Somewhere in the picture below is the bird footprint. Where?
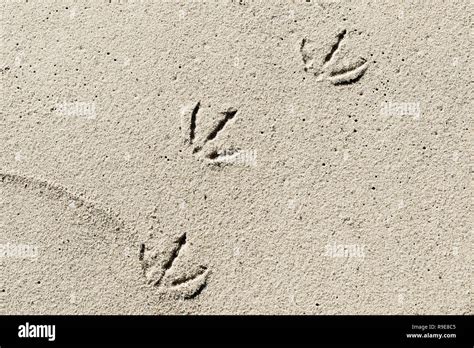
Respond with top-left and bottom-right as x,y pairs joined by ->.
301,28 -> 369,85
182,101 -> 247,165
139,232 -> 209,299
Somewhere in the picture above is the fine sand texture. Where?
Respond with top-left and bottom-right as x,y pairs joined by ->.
1,0 -> 472,314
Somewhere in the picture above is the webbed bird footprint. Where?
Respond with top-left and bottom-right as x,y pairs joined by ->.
301,28 -> 369,85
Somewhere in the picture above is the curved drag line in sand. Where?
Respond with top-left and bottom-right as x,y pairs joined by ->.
1,170 -> 208,299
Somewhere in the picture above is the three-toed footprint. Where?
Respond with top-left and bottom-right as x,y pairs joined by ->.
139,232 -> 209,299
300,28 -> 369,85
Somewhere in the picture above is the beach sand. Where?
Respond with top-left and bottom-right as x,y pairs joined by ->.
1,0 -> 472,314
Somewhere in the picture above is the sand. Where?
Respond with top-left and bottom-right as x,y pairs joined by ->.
0,0 -> 472,314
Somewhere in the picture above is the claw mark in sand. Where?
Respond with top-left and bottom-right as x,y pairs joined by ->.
170,265 -> 209,299
192,107 -> 238,154
300,38 -> 314,72
328,59 -> 368,85
189,101 -> 200,145
171,265 -> 207,286
323,29 -> 346,65
139,243 -> 145,261
157,232 -> 187,286
205,108 -> 238,143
